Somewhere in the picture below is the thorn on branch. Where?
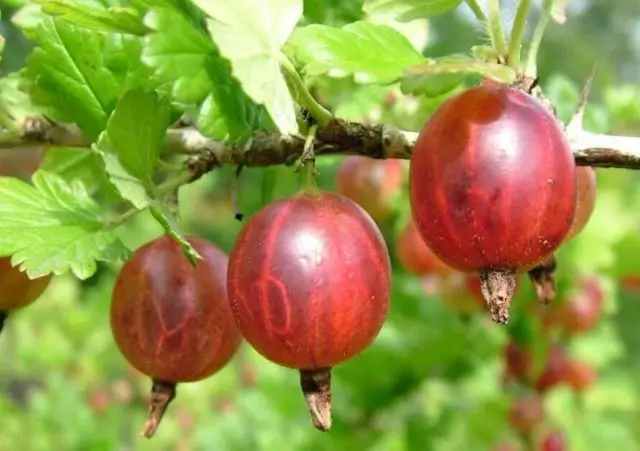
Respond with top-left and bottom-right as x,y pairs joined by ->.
566,66 -> 596,134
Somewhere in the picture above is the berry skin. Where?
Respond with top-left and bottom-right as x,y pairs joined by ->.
111,235 -> 241,438
504,340 -> 533,383
336,156 -> 404,222
551,276 -> 604,335
409,83 -> 576,324
509,394 -> 544,434
227,191 -> 390,431
0,257 -> 52,311
566,166 -> 597,240
541,430 -> 566,451
535,345 -> 569,393
564,360 -> 597,393
396,218 -> 452,276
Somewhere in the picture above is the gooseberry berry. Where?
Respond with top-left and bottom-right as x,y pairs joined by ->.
564,360 -> 597,393
567,166 -> 597,240
504,340 -> 533,383
396,218 -> 452,276
535,345 -> 569,392
409,83 -> 576,323
337,156 -> 404,222
551,276 -> 604,335
509,394 -> 544,434
541,430 -> 566,451
110,235 -> 241,438
0,257 -> 53,332
227,191 -> 390,431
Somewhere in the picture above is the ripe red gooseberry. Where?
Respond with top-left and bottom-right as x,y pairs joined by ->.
535,345 -> 569,393
549,276 -> 604,335
504,340 -> 533,383
509,394 -> 544,434
336,156 -> 404,222
564,360 -> 597,393
409,83 -> 576,324
541,430 -> 566,451
396,218 -> 452,277
528,168 -> 597,305
567,166 -> 597,240
0,257 -> 53,333
110,235 -> 241,438
227,191 -> 391,431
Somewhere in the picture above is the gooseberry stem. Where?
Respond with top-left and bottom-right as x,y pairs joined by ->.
141,379 -> 176,438
298,124 -> 319,191
528,255 -> 557,304
487,0 -> 508,57
300,368 -> 332,431
279,54 -> 333,128
507,0 -> 531,69
525,0 -> 554,77
464,0 -> 486,22
480,269 -> 517,324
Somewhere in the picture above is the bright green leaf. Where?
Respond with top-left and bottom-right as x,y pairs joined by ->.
192,0 -> 301,135
94,138 -> 152,210
401,57 -> 517,94
40,147 -> 109,195
34,0 -> 148,35
0,73 -> 43,134
287,21 -> 425,84
25,18 -> 153,140
142,7 -> 270,141
0,171 -> 130,279
363,0 -> 463,22
104,89 -> 171,183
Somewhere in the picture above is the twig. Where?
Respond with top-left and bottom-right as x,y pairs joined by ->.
3,116 -> 640,175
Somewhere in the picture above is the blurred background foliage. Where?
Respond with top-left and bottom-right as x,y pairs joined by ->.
1,0 -> 640,450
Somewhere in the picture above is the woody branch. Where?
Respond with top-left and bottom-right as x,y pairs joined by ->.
3,116 -> 640,178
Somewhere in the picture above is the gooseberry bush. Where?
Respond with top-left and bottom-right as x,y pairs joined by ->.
1,0 -> 640,449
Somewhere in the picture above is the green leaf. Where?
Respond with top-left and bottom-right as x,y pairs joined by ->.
34,0 -> 148,35
192,0 -> 301,135
401,57 -> 517,94
363,0 -> 463,22
0,171 -> 130,279
25,18 -> 155,140
104,89 -> 171,183
287,21 -> 425,84
142,7 -> 271,141
40,147 -> 109,195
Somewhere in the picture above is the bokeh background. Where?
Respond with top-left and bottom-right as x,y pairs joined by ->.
2,1 -> 640,450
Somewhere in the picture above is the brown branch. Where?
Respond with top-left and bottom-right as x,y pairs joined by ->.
4,116 -> 640,178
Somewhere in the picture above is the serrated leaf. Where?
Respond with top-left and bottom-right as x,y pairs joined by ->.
35,0 -> 148,35
192,0 -> 301,135
25,18 -> 156,141
401,58 -> 517,94
142,7 -> 270,141
40,147 -> 108,194
0,171 -> 130,279
363,0 -> 463,22
94,138 -> 151,210
287,21 -> 425,84
104,89 -> 171,183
